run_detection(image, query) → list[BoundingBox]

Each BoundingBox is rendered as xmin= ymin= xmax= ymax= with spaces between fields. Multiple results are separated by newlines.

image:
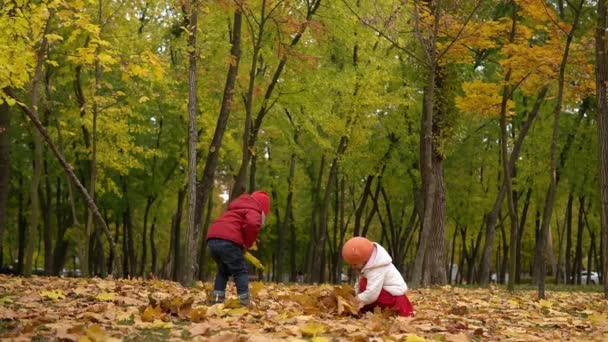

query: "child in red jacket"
xmin=206 ymin=191 xmax=270 ymax=306
xmin=342 ymin=237 xmax=414 ymax=317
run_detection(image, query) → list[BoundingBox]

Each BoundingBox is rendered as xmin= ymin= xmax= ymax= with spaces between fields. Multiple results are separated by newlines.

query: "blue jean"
xmin=207 ymin=238 xmax=249 ymax=301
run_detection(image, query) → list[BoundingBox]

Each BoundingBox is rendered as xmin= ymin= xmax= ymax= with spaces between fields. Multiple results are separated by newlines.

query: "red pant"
xmin=359 ymin=277 xmax=415 ymax=317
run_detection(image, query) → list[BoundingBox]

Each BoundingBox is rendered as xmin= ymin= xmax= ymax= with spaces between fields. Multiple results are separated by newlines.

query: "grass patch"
xmin=0 ymin=320 xmax=16 ymax=335
xmin=124 ymin=328 xmax=170 ymax=342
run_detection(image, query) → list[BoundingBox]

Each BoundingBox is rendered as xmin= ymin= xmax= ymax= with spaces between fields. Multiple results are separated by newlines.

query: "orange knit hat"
xmin=341 ymin=237 xmax=374 ymax=266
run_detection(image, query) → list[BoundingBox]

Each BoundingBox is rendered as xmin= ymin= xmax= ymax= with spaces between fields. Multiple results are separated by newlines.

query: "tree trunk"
xmin=565 ymin=193 xmax=574 ymax=283
xmin=595 ymin=0 xmax=608 ymax=297
xmin=170 ymin=187 xmax=186 ymax=281
xmin=42 ymin=156 xmax=53 ymax=275
xmin=313 ymin=137 xmax=348 ymax=283
xmin=181 ymin=0 xmax=200 ymax=287
xmin=231 ymin=0 xmax=322 ymax=199
xmin=424 ymin=152 xmax=447 ymax=285
xmin=479 ymin=86 xmax=549 ymax=286
xmin=197 ymin=187 xmax=214 ymax=280
xmin=187 ymin=8 xmax=242 ymax=284
xmin=8 ymin=91 xmax=122 ymax=276
xmin=305 ymin=154 xmax=325 ymax=282
xmin=140 ymin=197 xmax=154 ymax=276
xmin=17 ymin=178 xmax=26 ymax=274
xmin=24 ymin=11 xmax=54 ymax=277
xmin=410 ymin=21 xmax=439 ymax=288
xmin=516 ymin=186 xmax=532 ymax=283
xmin=501 ymin=8 xmax=519 ymax=292
xmin=150 ymin=217 xmax=157 ymax=275
xmin=480 ymin=8 xmax=516 ymax=288
xmin=0 ymin=96 xmax=9 ymax=268
xmin=534 ymin=1 xmax=581 ymax=299
xmin=285 ymin=124 xmax=298 ymax=281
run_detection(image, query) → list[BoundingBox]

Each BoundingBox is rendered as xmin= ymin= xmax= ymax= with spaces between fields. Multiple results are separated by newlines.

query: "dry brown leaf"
xmin=188 ymin=322 xmax=211 ymax=337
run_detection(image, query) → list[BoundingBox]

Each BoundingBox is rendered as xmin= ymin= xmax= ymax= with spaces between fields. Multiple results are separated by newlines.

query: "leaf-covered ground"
xmin=0 ymin=275 xmax=607 ymax=341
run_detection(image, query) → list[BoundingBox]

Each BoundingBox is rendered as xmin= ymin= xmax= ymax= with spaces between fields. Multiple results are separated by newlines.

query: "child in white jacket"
xmin=342 ymin=236 xmax=415 ymax=317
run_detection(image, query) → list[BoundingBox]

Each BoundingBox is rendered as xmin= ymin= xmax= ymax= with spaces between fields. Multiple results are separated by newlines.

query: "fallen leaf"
xmin=188 ymin=322 xmax=211 ymax=337
xmin=95 ymin=292 xmax=114 ymax=302
xmin=300 ymin=321 xmax=326 ymax=337
xmin=141 ymin=305 xmax=162 ymax=322
xmin=40 ymin=289 xmax=65 ymax=300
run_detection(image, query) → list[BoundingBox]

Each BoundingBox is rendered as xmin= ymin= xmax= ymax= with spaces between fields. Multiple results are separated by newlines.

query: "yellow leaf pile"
xmin=1 ymin=275 xmax=607 ymax=341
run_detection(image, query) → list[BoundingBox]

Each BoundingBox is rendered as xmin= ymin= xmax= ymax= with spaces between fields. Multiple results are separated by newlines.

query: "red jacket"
xmin=206 ymin=194 xmax=263 ymax=248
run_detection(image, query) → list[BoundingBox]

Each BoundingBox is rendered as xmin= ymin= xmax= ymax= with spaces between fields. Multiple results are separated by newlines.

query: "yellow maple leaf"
xmin=312 ymin=337 xmax=330 ymax=342
xmin=83 ymin=324 xmax=107 ymax=341
xmin=40 ymin=289 xmax=66 ymax=300
xmin=228 ymin=307 xmax=249 ymax=316
xmin=141 ymin=305 xmax=162 ymax=322
xmin=405 ymin=334 xmax=426 ymax=342
xmin=300 ymin=321 xmax=326 ymax=337
xmin=95 ymin=292 xmax=114 ymax=301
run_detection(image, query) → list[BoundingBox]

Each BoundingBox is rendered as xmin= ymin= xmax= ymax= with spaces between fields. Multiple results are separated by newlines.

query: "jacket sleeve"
xmin=357 ymin=267 xmax=386 ymax=305
xmin=242 ymin=209 xmax=262 ymax=248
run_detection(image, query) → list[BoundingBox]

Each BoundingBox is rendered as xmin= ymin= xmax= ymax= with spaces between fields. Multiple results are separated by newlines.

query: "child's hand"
xmin=352 ymin=296 xmax=364 ymax=310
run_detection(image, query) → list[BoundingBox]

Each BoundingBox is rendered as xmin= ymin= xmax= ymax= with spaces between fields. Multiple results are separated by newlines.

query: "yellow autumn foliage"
xmin=456 ymin=80 xmax=514 ymax=117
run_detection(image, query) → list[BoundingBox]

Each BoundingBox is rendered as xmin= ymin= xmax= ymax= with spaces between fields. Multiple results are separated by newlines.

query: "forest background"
xmin=2 ymin=0 xmax=608 ymax=298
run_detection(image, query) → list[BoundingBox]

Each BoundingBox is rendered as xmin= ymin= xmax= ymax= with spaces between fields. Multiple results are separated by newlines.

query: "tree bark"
xmin=409 ymin=0 xmax=439 ymax=287
xmin=515 ymin=186 xmax=532 ymax=283
xmin=312 ymin=136 xmax=348 ymax=283
xmin=479 ymin=86 xmax=548 ymax=286
xmin=424 ymin=152 xmax=447 ymax=285
xmin=0 ymin=96 xmax=9 ymax=268
xmin=595 ymin=0 xmax=608 ymax=297
xmin=565 ymin=193 xmax=574 ymax=283
xmin=181 ymin=0 xmax=200 ymax=287
xmin=150 ymin=217 xmax=157 ymax=275
xmin=190 ymin=8 xmax=242 ymax=282
xmin=534 ymin=0 xmax=582 ymax=299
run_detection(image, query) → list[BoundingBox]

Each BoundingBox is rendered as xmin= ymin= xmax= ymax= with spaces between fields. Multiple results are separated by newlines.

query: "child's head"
xmin=251 ymin=190 xmax=270 ymax=215
xmin=342 ymin=237 xmax=374 ymax=270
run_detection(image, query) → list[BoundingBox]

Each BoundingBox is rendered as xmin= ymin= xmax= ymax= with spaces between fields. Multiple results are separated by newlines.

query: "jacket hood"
xmin=363 ymin=243 xmax=393 ymax=270
xmin=227 ymin=194 xmax=263 ymax=212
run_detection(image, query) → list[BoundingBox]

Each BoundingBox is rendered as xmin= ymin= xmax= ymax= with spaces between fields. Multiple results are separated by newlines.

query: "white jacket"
xmin=356 ymin=243 xmax=408 ymax=305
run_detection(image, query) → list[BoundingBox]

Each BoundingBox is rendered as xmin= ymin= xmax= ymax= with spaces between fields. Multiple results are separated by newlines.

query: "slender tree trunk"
xmin=595 ymin=0 xmax=608 ymax=296
xmin=500 ymin=8 xmax=519 ymax=292
xmin=285 ymin=125 xmax=298 ymax=281
xmin=231 ymin=0 xmax=322 ymax=199
xmin=313 ymin=137 xmax=347 ymax=283
xmin=17 ymin=178 xmax=26 ymax=274
xmin=0 ymin=97 xmax=10 ymax=268
xmin=170 ymin=187 xmax=186 ymax=281
xmin=481 ymin=8 xmax=516 ymax=287
xmin=24 ymin=11 xmax=54 ymax=277
xmin=8 ymin=91 xmax=122 ymax=276
xmin=197 ymin=187 xmax=214 ymax=280
xmin=410 ymin=4 xmax=439 ymax=286
xmin=189 ymin=9 xmax=242 ymax=283
xmin=181 ymin=0 xmax=199 ymax=287
xmin=516 ymin=186 xmax=532 ymax=283
xmin=42 ymin=156 xmax=53 ymax=274
xmin=140 ymin=197 xmax=154 ymax=276
xmin=479 ymin=86 xmax=549 ymax=286
xmin=52 ymin=178 xmax=67 ymax=275
xmin=574 ymin=196 xmax=585 ymax=284
xmin=534 ymin=1 xmax=582 ymax=299
xmin=565 ymin=193 xmax=574 ymax=283
xmin=305 ymin=154 xmax=325 ymax=281
xmin=150 ymin=217 xmax=157 ymax=275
